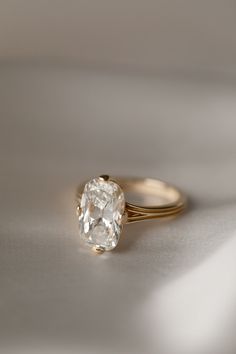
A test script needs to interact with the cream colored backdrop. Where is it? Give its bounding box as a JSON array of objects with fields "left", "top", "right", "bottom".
[{"left": 0, "top": 1, "right": 236, "bottom": 354}]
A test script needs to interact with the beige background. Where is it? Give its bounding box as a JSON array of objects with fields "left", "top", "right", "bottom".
[
  {"left": 1, "top": 0, "right": 236, "bottom": 75},
  {"left": 0, "top": 1, "right": 236, "bottom": 354}
]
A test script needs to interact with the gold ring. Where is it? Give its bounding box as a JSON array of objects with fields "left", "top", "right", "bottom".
[{"left": 76, "top": 175, "right": 186, "bottom": 253}]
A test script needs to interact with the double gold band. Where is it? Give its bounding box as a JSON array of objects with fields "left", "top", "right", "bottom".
[{"left": 114, "top": 177, "right": 186, "bottom": 223}]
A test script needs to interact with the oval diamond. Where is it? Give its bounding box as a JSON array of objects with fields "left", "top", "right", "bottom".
[{"left": 78, "top": 178, "right": 125, "bottom": 251}]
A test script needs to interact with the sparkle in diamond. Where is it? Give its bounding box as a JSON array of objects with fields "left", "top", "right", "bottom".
[{"left": 78, "top": 178, "right": 125, "bottom": 250}]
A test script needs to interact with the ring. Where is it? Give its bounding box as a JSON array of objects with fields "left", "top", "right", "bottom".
[{"left": 76, "top": 175, "right": 186, "bottom": 253}]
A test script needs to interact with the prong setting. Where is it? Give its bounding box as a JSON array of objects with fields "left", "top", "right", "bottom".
[
  {"left": 76, "top": 205, "right": 81, "bottom": 216},
  {"left": 93, "top": 245, "right": 105, "bottom": 254},
  {"left": 99, "top": 174, "right": 110, "bottom": 181}
]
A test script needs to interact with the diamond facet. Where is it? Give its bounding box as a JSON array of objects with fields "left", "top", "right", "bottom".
[{"left": 78, "top": 178, "right": 125, "bottom": 251}]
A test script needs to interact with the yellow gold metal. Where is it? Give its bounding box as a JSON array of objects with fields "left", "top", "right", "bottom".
[
  {"left": 76, "top": 176, "right": 186, "bottom": 225},
  {"left": 99, "top": 174, "right": 110, "bottom": 181},
  {"left": 93, "top": 245, "right": 105, "bottom": 254},
  {"left": 76, "top": 205, "right": 81, "bottom": 216}
]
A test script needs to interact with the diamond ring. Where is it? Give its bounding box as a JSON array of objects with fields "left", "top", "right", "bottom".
[{"left": 76, "top": 175, "right": 186, "bottom": 253}]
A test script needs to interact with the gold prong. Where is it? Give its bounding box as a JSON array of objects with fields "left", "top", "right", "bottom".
[
  {"left": 92, "top": 245, "right": 105, "bottom": 254},
  {"left": 76, "top": 205, "right": 81, "bottom": 216},
  {"left": 99, "top": 174, "right": 110, "bottom": 181}
]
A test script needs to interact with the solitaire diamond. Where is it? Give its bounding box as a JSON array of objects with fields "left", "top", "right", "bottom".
[{"left": 78, "top": 177, "right": 125, "bottom": 251}]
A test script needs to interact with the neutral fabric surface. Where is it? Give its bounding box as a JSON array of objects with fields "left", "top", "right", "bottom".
[{"left": 1, "top": 64, "right": 236, "bottom": 354}]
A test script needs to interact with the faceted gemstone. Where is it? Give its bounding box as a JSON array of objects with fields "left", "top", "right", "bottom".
[{"left": 78, "top": 178, "right": 125, "bottom": 251}]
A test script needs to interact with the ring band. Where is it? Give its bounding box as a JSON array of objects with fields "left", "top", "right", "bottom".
[
  {"left": 113, "top": 177, "right": 186, "bottom": 223},
  {"left": 76, "top": 175, "right": 186, "bottom": 253}
]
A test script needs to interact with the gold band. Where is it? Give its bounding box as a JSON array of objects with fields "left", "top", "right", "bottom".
[
  {"left": 113, "top": 177, "right": 185, "bottom": 223},
  {"left": 77, "top": 176, "right": 186, "bottom": 224}
]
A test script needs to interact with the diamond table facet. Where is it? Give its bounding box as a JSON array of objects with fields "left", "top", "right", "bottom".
[{"left": 78, "top": 178, "right": 125, "bottom": 251}]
